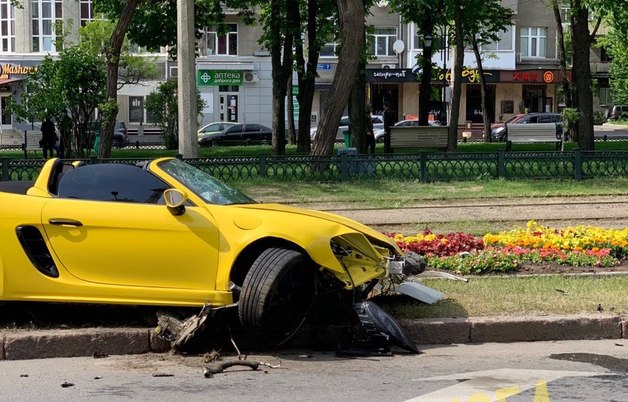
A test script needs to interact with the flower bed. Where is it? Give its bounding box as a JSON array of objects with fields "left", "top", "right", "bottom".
[{"left": 389, "top": 221, "right": 627, "bottom": 275}]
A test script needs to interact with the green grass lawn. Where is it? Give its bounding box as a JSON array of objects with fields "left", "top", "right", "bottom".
[
  {"left": 376, "top": 275, "right": 628, "bottom": 318},
  {"left": 2, "top": 139, "right": 626, "bottom": 159}
]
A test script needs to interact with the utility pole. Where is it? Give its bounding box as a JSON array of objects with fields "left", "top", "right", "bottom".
[{"left": 177, "top": 0, "right": 198, "bottom": 158}]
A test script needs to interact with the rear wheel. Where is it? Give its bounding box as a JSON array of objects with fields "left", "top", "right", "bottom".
[{"left": 238, "top": 248, "right": 315, "bottom": 344}]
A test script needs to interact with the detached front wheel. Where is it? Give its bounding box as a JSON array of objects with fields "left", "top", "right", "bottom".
[{"left": 238, "top": 248, "right": 315, "bottom": 344}]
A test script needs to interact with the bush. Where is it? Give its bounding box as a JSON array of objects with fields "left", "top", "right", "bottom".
[{"left": 593, "top": 111, "right": 607, "bottom": 125}]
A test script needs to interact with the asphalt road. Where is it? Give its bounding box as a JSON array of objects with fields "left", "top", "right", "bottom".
[{"left": 0, "top": 340, "right": 625, "bottom": 401}]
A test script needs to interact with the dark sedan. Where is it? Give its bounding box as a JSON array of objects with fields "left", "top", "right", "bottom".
[{"left": 198, "top": 123, "right": 272, "bottom": 147}]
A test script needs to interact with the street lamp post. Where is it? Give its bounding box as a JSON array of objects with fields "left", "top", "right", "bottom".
[{"left": 439, "top": 25, "right": 448, "bottom": 126}]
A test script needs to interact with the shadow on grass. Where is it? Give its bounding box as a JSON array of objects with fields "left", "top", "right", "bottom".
[{"left": 370, "top": 294, "right": 470, "bottom": 319}]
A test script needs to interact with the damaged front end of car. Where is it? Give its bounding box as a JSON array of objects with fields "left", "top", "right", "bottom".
[
  {"left": 328, "top": 232, "right": 425, "bottom": 289},
  {"left": 156, "top": 229, "right": 427, "bottom": 354}
]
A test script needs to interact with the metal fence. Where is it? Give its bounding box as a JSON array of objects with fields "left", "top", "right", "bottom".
[{"left": 1, "top": 150, "right": 627, "bottom": 183}]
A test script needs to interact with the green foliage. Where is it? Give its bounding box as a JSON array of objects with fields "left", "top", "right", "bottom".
[
  {"left": 145, "top": 79, "right": 179, "bottom": 150},
  {"left": 94, "top": 0, "right": 216, "bottom": 58},
  {"left": 562, "top": 107, "right": 579, "bottom": 132},
  {"left": 593, "top": 111, "right": 607, "bottom": 125},
  {"left": 10, "top": 47, "right": 106, "bottom": 157},
  {"left": 79, "top": 19, "right": 159, "bottom": 85},
  {"left": 145, "top": 79, "right": 206, "bottom": 150},
  {"left": 606, "top": 27, "right": 628, "bottom": 104},
  {"left": 427, "top": 251, "right": 521, "bottom": 274}
]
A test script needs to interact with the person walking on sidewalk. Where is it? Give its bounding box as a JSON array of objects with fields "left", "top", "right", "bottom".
[
  {"left": 40, "top": 117, "right": 58, "bottom": 159},
  {"left": 365, "top": 104, "right": 375, "bottom": 154},
  {"left": 382, "top": 101, "right": 397, "bottom": 153}
]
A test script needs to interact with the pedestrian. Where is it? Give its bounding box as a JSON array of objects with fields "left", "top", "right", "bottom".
[
  {"left": 382, "top": 101, "right": 397, "bottom": 153},
  {"left": 40, "top": 117, "right": 58, "bottom": 159},
  {"left": 365, "top": 105, "right": 375, "bottom": 154}
]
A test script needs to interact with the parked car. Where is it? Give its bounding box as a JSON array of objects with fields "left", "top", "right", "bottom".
[
  {"left": 0, "top": 157, "right": 421, "bottom": 344},
  {"left": 198, "top": 123, "right": 272, "bottom": 147},
  {"left": 394, "top": 119, "right": 441, "bottom": 127},
  {"left": 491, "top": 113, "right": 562, "bottom": 141},
  {"left": 198, "top": 121, "right": 238, "bottom": 140},
  {"left": 310, "top": 115, "right": 384, "bottom": 142},
  {"left": 113, "top": 121, "right": 130, "bottom": 148},
  {"left": 606, "top": 105, "right": 628, "bottom": 120}
]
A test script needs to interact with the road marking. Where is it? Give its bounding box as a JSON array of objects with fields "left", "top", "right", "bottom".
[{"left": 406, "top": 369, "right": 609, "bottom": 402}]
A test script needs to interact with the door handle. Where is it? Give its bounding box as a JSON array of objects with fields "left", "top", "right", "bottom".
[{"left": 48, "top": 218, "right": 83, "bottom": 227}]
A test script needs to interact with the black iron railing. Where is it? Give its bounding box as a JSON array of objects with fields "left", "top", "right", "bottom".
[{"left": 1, "top": 150, "right": 627, "bottom": 183}]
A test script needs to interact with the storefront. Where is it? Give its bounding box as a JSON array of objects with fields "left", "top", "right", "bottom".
[
  {"left": 0, "top": 62, "right": 39, "bottom": 132},
  {"left": 395, "top": 67, "right": 564, "bottom": 128}
]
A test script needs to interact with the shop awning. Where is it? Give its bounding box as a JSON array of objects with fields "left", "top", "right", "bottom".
[{"left": 0, "top": 77, "right": 25, "bottom": 85}]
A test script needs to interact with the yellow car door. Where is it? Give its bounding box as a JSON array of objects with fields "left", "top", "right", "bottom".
[{"left": 41, "top": 198, "right": 219, "bottom": 290}]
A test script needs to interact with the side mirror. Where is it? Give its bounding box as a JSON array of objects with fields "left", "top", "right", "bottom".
[{"left": 164, "top": 189, "right": 187, "bottom": 216}]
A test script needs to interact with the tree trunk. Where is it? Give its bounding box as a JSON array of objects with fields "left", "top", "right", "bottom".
[
  {"left": 349, "top": 33, "right": 367, "bottom": 153},
  {"left": 552, "top": 3, "right": 572, "bottom": 108},
  {"left": 287, "top": 80, "right": 296, "bottom": 144},
  {"left": 447, "top": 1, "right": 464, "bottom": 151},
  {"left": 295, "top": 0, "right": 319, "bottom": 154},
  {"left": 571, "top": 0, "right": 594, "bottom": 150},
  {"left": 99, "top": 0, "right": 142, "bottom": 158},
  {"left": 419, "top": 19, "right": 435, "bottom": 126},
  {"left": 311, "top": 0, "right": 363, "bottom": 156},
  {"left": 270, "top": 0, "right": 296, "bottom": 155},
  {"left": 471, "top": 39, "right": 491, "bottom": 142}
]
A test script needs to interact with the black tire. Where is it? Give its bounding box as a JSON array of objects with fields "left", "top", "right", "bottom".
[{"left": 239, "top": 248, "right": 315, "bottom": 344}]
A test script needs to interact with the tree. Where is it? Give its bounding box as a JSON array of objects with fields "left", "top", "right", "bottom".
[
  {"left": 10, "top": 48, "right": 106, "bottom": 157},
  {"left": 145, "top": 79, "right": 205, "bottom": 149},
  {"left": 569, "top": 0, "right": 599, "bottom": 149},
  {"left": 550, "top": 1, "right": 573, "bottom": 110},
  {"left": 604, "top": 6, "right": 628, "bottom": 104},
  {"left": 94, "top": 0, "right": 144, "bottom": 158},
  {"left": 311, "top": 0, "right": 365, "bottom": 156},
  {"left": 447, "top": 0, "right": 464, "bottom": 151},
  {"left": 294, "top": 0, "right": 337, "bottom": 154},
  {"left": 463, "top": 0, "right": 512, "bottom": 142},
  {"left": 79, "top": 20, "right": 159, "bottom": 89},
  {"left": 257, "top": 0, "right": 299, "bottom": 155}
]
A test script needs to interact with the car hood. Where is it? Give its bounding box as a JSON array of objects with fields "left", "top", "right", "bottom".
[{"left": 231, "top": 202, "right": 401, "bottom": 252}]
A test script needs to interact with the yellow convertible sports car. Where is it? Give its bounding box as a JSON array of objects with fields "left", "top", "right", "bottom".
[{"left": 0, "top": 157, "right": 422, "bottom": 342}]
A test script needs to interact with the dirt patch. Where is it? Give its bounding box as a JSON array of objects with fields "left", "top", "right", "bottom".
[{"left": 516, "top": 261, "right": 628, "bottom": 276}]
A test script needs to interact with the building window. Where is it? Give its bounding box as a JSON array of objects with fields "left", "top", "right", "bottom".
[
  {"left": 599, "top": 87, "right": 612, "bottom": 107},
  {"left": 0, "top": 0, "right": 15, "bottom": 53},
  {"left": 520, "top": 27, "right": 546, "bottom": 58},
  {"left": 31, "top": 0, "right": 63, "bottom": 53},
  {"left": 206, "top": 24, "right": 237, "bottom": 56},
  {"left": 483, "top": 26, "right": 514, "bottom": 51},
  {"left": 80, "top": 0, "right": 94, "bottom": 27},
  {"left": 320, "top": 42, "right": 339, "bottom": 57},
  {"left": 369, "top": 28, "right": 396, "bottom": 57}
]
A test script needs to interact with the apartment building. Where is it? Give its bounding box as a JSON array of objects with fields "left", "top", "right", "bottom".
[
  {"left": 0, "top": 0, "right": 274, "bottom": 140},
  {"left": 0, "top": 0, "right": 612, "bottom": 142}
]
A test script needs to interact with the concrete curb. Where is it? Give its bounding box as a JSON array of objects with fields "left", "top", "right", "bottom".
[
  {"left": 399, "top": 314, "right": 626, "bottom": 345},
  {"left": 0, "top": 314, "right": 625, "bottom": 360}
]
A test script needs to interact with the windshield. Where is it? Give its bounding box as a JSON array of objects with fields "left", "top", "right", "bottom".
[{"left": 157, "top": 159, "right": 255, "bottom": 205}]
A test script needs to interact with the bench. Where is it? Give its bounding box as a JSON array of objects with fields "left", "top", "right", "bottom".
[
  {"left": 22, "top": 130, "right": 41, "bottom": 158},
  {"left": 505, "top": 123, "right": 563, "bottom": 151},
  {"left": 390, "top": 125, "right": 449, "bottom": 151}
]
